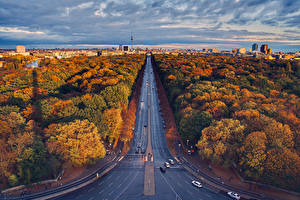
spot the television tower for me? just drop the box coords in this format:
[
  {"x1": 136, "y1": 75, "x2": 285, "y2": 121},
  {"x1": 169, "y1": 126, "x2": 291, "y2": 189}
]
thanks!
[{"x1": 130, "y1": 32, "x2": 133, "y2": 51}]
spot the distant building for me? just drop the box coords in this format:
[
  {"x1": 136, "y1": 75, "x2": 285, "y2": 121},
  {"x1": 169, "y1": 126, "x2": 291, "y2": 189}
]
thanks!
[
  {"x1": 119, "y1": 45, "x2": 123, "y2": 51},
  {"x1": 209, "y1": 48, "x2": 219, "y2": 53},
  {"x1": 123, "y1": 46, "x2": 129, "y2": 51},
  {"x1": 267, "y1": 48, "x2": 272, "y2": 54},
  {"x1": 16, "y1": 45, "x2": 26, "y2": 53},
  {"x1": 260, "y1": 44, "x2": 268, "y2": 54},
  {"x1": 238, "y1": 48, "x2": 246, "y2": 54},
  {"x1": 252, "y1": 43, "x2": 258, "y2": 51},
  {"x1": 265, "y1": 55, "x2": 275, "y2": 60}
]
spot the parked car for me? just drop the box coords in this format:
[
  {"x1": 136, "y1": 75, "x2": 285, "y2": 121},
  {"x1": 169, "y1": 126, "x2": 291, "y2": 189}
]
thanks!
[
  {"x1": 227, "y1": 191, "x2": 240, "y2": 200},
  {"x1": 191, "y1": 180, "x2": 202, "y2": 188},
  {"x1": 168, "y1": 159, "x2": 175, "y2": 165},
  {"x1": 164, "y1": 162, "x2": 170, "y2": 168},
  {"x1": 160, "y1": 167, "x2": 166, "y2": 173}
]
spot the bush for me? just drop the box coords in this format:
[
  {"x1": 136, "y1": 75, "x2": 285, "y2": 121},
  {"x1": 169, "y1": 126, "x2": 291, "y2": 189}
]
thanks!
[{"x1": 8, "y1": 174, "x2": 18, "y2": 187}]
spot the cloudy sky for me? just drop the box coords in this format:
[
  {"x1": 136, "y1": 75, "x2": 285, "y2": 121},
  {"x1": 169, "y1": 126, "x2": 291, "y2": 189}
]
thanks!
[{"x1": 0, "y1": 0, "x2": 299, "y2": 51}]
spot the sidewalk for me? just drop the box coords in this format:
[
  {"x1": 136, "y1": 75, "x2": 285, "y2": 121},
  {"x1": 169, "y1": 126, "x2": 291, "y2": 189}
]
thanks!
[
  {"x1": 182, "y1": 153, "x2": 300, "y2": 200},
  {"x1": 2, "y1": 151, "x2": 118, "y2": 197}
]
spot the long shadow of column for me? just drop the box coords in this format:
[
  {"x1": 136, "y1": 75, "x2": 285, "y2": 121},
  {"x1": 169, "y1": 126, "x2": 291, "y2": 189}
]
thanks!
[{"x1": 32, "y1": 69, "x2": 43, "y2": 133}]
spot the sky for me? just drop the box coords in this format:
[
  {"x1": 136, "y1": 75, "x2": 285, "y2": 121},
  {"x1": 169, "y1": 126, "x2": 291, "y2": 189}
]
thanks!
[{"x1": 0, "y1": 0, "x2": 299, "y2": 52}]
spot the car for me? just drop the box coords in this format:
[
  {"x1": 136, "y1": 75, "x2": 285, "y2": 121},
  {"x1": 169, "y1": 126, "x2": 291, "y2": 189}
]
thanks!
[
  {"x1": 192, "y1": 180, "x2": 202, "y2": 188},
  {"x1": 160, "y1": 167, "x2": 166, "y2": 173},
  {"x1": 227, "y1": 191, "x2": 240, "y2": 200},
  {"x1": 164, "y1": 162, "x2": 170, "y2": 168},
  {"x1": 168, "y1": 159, "x2": 175, "y2": 165},
  {"x1": 135, "y1": 147, "x2": 140, "y2": 154}
]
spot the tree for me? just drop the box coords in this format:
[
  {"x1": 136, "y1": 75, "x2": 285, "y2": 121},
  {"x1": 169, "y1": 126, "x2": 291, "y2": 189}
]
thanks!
[
  {"x1": 17, "y1": 140, "x2": 50, "y2": 184},
  {"x1": 8, "y1": 174, "x2": 18, "y2": 187},
  {"x1": 101, "y1": 108, "x2": 123, "y2": 143},
  {"x1": 239, "y1": 131, "x2": 267, "y2": 179},
  {"x1": 196, "y1": 119, "x2": 244, "y2": 165},
  {"x1": 263, "y1": 120, "x2": 294, "y2": 148},
  {"x1": 179, "y1": 111, "x2": 212, "y2": 143},
  {"x1": 264, "y1": 148, "x2": 300, "y2": 190},
  {"x1": 46, "y1": 120, "x2": 106, "y2": 167}
]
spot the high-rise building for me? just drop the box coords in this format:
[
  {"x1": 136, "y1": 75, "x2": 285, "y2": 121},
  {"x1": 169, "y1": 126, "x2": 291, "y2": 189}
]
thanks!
[
  {"x1": 123, "y1": 46, "x2": 129, "y2": 51},
  {"x1": 260, "y1": 44, "x2": 268, "y2": 54},
  {"x1": 16, "y1": 45, "x2": 26, "y2": 53},
  {"x1": 252, "y1": 43, "x2": 258, "y2": 51}
]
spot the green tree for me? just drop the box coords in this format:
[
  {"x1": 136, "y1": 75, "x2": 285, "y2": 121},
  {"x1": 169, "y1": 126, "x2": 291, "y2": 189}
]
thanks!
[
  {"x1": 179, "y1": 111, "x2": 212, "y2": 143},
  {"x1": 8, "y1": 174, "x2": 18, "y2": 187},
  {"x1": 17, "y1": 140, "x2": 50, "y2": 184}
]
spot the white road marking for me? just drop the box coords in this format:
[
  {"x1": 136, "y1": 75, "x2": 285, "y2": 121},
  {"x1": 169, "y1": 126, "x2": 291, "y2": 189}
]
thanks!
[
  {"x1": 158, "y1": 170, "x2": 183, "y2": 199},
  {"x1": 98, "y1": 190, "x2": 104, "y2": 195}
]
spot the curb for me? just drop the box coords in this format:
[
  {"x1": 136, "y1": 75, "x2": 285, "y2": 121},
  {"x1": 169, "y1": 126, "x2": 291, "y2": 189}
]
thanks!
[
  {"x1": 0, "y1": 156, "x2": 121, "y2": 200},
  {"x1": 35, "y1": 163, "x2": 118, "y2": 200}
]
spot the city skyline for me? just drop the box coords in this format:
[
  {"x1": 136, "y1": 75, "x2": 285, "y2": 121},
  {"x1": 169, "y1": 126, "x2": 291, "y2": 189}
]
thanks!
[{"x1": 0, "y1": 0, "x2": 300, "y2": 52}]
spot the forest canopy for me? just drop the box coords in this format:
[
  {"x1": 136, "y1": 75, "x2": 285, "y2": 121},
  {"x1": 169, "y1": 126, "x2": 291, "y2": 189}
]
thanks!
[
  {"x1": 0, "y1": 54, "x2": 144, "y2": 188},
  {"x1": 154, "y1": 54, "x2": 300, "y2": 191}
]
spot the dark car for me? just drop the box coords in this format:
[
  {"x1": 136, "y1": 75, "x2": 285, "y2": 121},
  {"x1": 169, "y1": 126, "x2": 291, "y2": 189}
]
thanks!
[{"x1": 160, "y1": 167, "x2": 166, "y2": 173}]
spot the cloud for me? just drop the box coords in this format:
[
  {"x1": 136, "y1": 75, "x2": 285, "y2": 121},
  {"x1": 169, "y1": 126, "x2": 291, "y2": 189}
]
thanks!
[
  {"x1": 0, "y1": 0, "x2": 299, "y2": 51},
  {"x1": 0, "y1": 27, "x2": 45, "y2": 35}
]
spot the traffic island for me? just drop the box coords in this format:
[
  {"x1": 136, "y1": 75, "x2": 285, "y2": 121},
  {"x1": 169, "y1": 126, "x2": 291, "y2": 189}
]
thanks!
[{"x1": 144, "y1": 162, "x2": 155, "y2": 196}]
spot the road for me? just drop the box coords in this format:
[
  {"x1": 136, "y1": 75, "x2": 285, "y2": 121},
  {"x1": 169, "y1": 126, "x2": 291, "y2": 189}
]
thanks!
[{"x1": 54, "y1": 55, "x2": 231, "y2": 200}]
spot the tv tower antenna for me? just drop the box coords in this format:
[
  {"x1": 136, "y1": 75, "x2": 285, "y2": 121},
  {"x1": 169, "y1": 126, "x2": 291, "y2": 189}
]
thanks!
[{"x1": 130, "y1": 32, "x2": 133, "y2": 51}]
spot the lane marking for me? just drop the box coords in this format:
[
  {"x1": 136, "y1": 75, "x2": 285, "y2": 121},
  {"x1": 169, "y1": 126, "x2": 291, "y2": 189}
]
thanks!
[
  {"x1": 98, "y1": 190, "x2": 104, "y2": 195},
  {"x1": 158, "y1": 170, "x2": 183, "y2": 200},
  {"x1": 88, "y1": 187, "x2": 95, "y2": 193},
  {"x1": 112, "y1": 171, "x2": 139, "y2": 200}
]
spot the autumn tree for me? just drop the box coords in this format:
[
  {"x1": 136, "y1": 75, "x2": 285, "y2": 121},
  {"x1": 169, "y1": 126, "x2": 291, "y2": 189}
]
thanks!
[
  {"x1": 239, "y1": 131, "x2": 267, "y2": 179},
  {"x1": 101, "y1": 108, "x2": 123, "y2": 143},
  {"x1": 196, "y1": 119, "x2": 245, "y2": 165},
  {"x1": 264, "y1": 148, "x2": 300, "y2": 190},
  {"x1": 46, "y1": 120, "x2": 106, "y2": 167}
]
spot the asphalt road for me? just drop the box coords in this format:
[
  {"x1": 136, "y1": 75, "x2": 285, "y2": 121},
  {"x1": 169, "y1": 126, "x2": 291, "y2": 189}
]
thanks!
[{"x1": 54, "y1": 55, "x2": 232, "y2": 200}]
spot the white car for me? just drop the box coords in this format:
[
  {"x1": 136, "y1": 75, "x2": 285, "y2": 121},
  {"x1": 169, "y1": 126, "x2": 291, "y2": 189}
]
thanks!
[
  {"x1": 164, "y1": 162, "x2": 170, "y2": 168},
  {"x1": 227, "y1": 191, "x2": 240, "y2": 200},
  {"x1": 192, "y1": 180, "x2": 202, "y2": 188},
  {"x1": 168, "y1": 159, "x2": 175, "y2": 165}
]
